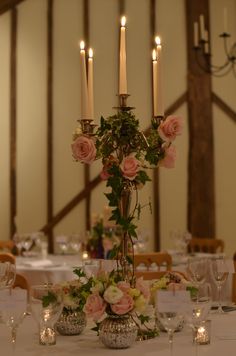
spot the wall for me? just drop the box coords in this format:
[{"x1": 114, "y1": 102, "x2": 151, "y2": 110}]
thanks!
[{"x1": 0, "y1": 0, "x2": 235, "y2": 257}]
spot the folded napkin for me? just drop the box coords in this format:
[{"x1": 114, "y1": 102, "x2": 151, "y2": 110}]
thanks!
[{"x1": 21, "y1": 259, "x2": 53, "y2": 268}]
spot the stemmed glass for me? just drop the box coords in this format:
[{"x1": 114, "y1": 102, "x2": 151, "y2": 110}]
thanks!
[
  {"x1": 56, "y1": 235, "x2": 69, "y2": 255},
  {"x1": 30, "y1": 284, "x2": 63, "y2": 345},
  {"x1": 156, "y1": 290, "x2": 185, "y2": 356},
  {"x1": 0, "y1": 288, "x2": 27, "y2": 355},
  {"x1": 70, "y1": 234, "x2": 82, "y2": 254},
  {"x1": 0, "y1": 262, "x2": 16, "y2": 289},
  {"x1": 210, "y1": 257, "x2": 229, "y2": 314},
  {"x1": 187, "y1": 258, "x2": 208, "y2": 287},
  {"x1": 184, "y1": 283, "x2": 212, "y2": 356}
]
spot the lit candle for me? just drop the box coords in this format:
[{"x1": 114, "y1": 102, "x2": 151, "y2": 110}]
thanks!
[
  {"x1": 82, "y1": 250, "x2": 89, "y2": 260},
  {"x1": 152, "y1": 49, "x2": 158, "y2": 117},
  {"x1": 199, "y1": 14, "x2": 205, "y2": 40},
  {"x1": 88, "y1": 48, "x2": 94, "y2": 119},
  {"x1": 119, "y1": 16, "x2": 127, "y2": 95},
  {"x1": 155, "y1": 36, "x2": 164, "y2": 117},
  {"x1": 80, "y1": 40, "x2": 89, "y2": 119},
  {"x1": 194, "y1": 22, "x2": 199, "y2": 47},
  {"x1": 223, "y1": 7, "x2": 228, "y2": 33}
]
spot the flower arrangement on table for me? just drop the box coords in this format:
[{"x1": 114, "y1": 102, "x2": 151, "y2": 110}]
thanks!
[{"x1": 73, "y1": 268, "x2": 158, "y2": 339}]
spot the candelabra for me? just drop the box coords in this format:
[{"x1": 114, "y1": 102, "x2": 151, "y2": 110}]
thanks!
[{"x1": 194, "y1": 32, "x2": 236, "y2": 78}]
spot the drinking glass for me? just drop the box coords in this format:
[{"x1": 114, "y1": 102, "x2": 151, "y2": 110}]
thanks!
[
  {"x1": 210, "y1": 257, "x2": 229, "y2": 314},
  {"x1": 156, "y1": 290, "x2": 185, "y2": 356},
  {"x1": 0, "y1": 262, "x2": 16, "y2": 289},
  {"x1": 0, "y1": 288, "x2": 27, "y2": 355},
  {"x1": 187, "y1": 258, "x2": 208, "y2": 287},
  {"x1": 70, "y1": 234, "x2": 82, "y2": 254},
  {"x1": 30, "y1": 285, "x2": 63, "y2": 345}
]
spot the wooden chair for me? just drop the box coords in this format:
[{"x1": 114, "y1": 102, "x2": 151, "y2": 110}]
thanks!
[
  {"x1": 188, "y1": 238, "x2": 224, "y2": 254},
  {"x1": 135, "y1": 269, "x2": 187, "y2": 281},
  {"x1": 232, "y1": 258, "x2": 236, "y2": 303},
  {"x1": 132, "y1": 252, "x2": 172, "y2": 271},
  {"x1": 13, "y1": 273, "x2": 30, "y2": 302},
  {"x1": 0, "y1": 240, "x2": 15, "y2": 252},
  {"x1": 0, "y1": 252, "x2": 16, "y2": 264}
]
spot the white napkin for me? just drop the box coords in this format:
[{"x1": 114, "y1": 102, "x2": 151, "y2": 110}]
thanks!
[{"x1": 21, "y1": 259, "x2": 53, "y2": 268}]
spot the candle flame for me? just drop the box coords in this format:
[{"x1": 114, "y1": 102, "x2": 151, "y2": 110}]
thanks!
[
  {"x1": 155, "y1": 36, "x2": 161, "y2": 46},
  {"x1": 152, "y1": 49, "x2": 157, "y2": 61},
  {"x1": 80, "y1": 40, "x2": 85, "y2": 50},
  {"x1": 121, "y1": 16, "x2": 126, "y2": 27},
  {"x1": 89, "y1": 48, "x2": 93, "y2": 58}
]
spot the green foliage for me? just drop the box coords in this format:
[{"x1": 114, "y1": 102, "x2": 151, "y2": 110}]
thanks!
[{"x1": 42, "y1": 291, "x2": 58, "y2": 308}]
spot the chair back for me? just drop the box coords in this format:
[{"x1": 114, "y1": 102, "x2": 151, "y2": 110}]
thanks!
[
  {"x1": 0, "y1": 240, "x2": 15, "y2": 252},
  {"x1": 13, "y1": 273, "x2": 30, "y2": 302},
  {"x1": 188, "y1": 238, "x2": 224, "y2": 254},
  {"x1": 135, "y1": 269, "x2": 187, "y2": 281},
  {"x1": 133, "y1": 252, "x2": 172, "y2": 271},
  {"x1": 0, "y1": 253, "x2": 16, "y2": 264}
]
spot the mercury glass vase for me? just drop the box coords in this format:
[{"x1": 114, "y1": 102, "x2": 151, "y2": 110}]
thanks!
[
  {"x1": 55, "y1": 310, "x2": 87, "y2": 336},
  {"x1": 99, "y1": 314, "x2": 137, "y2": 349}
]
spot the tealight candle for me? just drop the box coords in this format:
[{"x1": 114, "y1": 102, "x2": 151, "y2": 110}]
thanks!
[
  {"x1": 82, "y1": 251, "x2": 89, "y2": 260},
  {"x1": 194, "y1": 320, "x2": 211, "y2": 345}
]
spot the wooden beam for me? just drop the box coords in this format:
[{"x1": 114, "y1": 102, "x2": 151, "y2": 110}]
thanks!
[
  {"x1": 47, "y1": 0, "x2": 54, "y2": 253},
  {"x1": 0, "y1": 0, "x2": 25, "y2": 15},
  {"x1": 212, "y1": 92, "x2": 236, "y2": 123},
  {"x1": 185, "y1": 0, "x2": 215, "y2": 238},
  {"x1": 41, "y1": 175, "x2": 101, "y2": 233},
  {"x1": 9, "y1": 8, "x2": 17, "y2": 238}
]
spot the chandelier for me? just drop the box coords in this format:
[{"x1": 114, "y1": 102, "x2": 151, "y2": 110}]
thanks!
[{"x1": 193, "y1": 12, "x2": 236, "y2": 78}]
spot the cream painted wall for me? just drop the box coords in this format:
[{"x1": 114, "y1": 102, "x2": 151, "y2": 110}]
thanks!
[{"x1": 0, "y1": 0, "x2": 235, "y2": 257}]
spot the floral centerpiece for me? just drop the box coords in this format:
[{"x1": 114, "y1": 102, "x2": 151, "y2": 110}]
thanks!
[{"x1": 72, "y1": 111, "x2": 182, "y2": 271}]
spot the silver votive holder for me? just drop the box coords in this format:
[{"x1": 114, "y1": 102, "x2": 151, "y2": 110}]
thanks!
[
  {"x1": 193, "y1": 320, "x2": 211, "y2": 345},
  {"x1": 39, "y1": 326, "x2": 56, "y2": 346}
]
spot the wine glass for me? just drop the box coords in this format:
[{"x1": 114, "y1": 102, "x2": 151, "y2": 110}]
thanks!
[
  {"x1": 30, "y1": 284, "x2": 63, "y2": 345},
  {"x1": 70, "y1": 234, "x2": 82, "y2": 254},
  {"x1": 210, "y1": 257, "x2": 229, "y2": 314},
  {"x1": 156, "y1": 290, "x2": 185, "y2": 356},
  {"x1": 0, "y1": 262, "x2": 16, "y2": 289},
  {"x1": 56, "y1": 235, "x2": 69, "y2": 255},
  {"x1": 184, "y1": 283, "x2": 212, "y2": 355},
  {"x1": 187, "y1": 258, "x2": 208, "y2": 287},
  {"x1": 0, "y1": 288, "x2": 27, "y2": 355}
]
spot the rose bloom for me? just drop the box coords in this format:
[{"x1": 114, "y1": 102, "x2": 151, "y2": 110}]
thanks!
[
  {"x1": 158, "y1": 115, "x2": 183, "y2": 142},
  {"x1": 100, "y1": 165, "x2": 111, "y2": 180},
  {"x1": 159, "y1": 145, "x2": 176, "y2": 169},
  {"x1": 111, "y1": 293, "x2": 134, "y2": 315},
  {"x1": 71, "y1": 135, "x2": 96, "y2": 164},
  {"x1": 117, "y1": 281, "x2": 131, "y2": 293},
  {"x1": 83, "y1": 293, "x2": 106, "y2": 321},
  {"x1": 120, "y1": 155, "x2": 140, "y2": 180},
  {"x1": 104, "y1": 285, "x2": 123, "y2": 304},
  {"x1": 134, "y1": 294, "x2": 148, "y2": 313},
  {"x1": 135, "y1": 277, "x2": 150, "y2": 301}
]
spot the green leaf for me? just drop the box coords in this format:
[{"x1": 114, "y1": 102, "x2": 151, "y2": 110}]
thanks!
[{"x1": 42, "y1": 291, "x2": 57, "y2": 308}]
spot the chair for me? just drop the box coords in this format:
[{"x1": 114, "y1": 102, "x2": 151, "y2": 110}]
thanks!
[
  {"x1": 132, "y1": 252, "x2": 172, "y2": 271},
  {"x1": 232, "y1": 258, "x2": 236, "y2": 303},
  {"x1": 13, "y1": 273, "x2": 30, "y2": 303},
  {"x1": 188, "y1": 237, "x2": 224, "y2": 254},
  {"x1": 0, "y1": 252, "x2": 16, "y2": 264},
  {"x1": 0, "y1": 240, "x2": 15, "y2": 252},
  {"x1": 135, "y1": 269, "x2": 187, "y2": 281}
]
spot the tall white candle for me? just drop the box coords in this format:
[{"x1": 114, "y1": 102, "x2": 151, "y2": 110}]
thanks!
[
  {"x1": 119, "y1": 16, "x2": 127, "y2": 95},
  {"x1": 199, "y1": 14, "x2": 205, "y2": 40},
  {"x1": 152, "y1": 49, "x2": 158, "y2": 117},
  {"x1": 155, "y1": 36, "x2": 164, "y2": 117},
  {"x1": 88, "y1": 48, "x2": 94, "y2": 119},
  {"x1": 80, "y1": 41, "x2": 89, "y2": 119},
  {"x1": 223, "y1": 7, "x2": 228, "y2": 33},
  {"x1": 194, "y1": 22, "x2": 199, "y2": 47}
]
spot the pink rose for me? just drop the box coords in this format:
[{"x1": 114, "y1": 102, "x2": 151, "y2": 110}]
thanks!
[
  {"x1": 117, "y1": 281, "x2": 131, "y2": 293},
  {"x1": 111, "y1": 293, "x2": 134, "y2": 315},
  {"x1": 83, "y1": 293, "x2": 106, "y2": 321},
  {"x1": 100, "y1": 165, "x2": 111, "y2": 180},
  {"x1": 135, "y1": 277, "x2": 150, "y2": 301},
  {"x1": 159, "y1": 145, "x2": 176, "y2": 169},
  {"x1": 120, "y1": 155, "x2": 140, "y2": 180},
  {"x1": 158, "y1": 116, "x2": 183, "y2": 142},
  {"x1": 71, "y1": 135, "x2": 96, "y2": 164}
]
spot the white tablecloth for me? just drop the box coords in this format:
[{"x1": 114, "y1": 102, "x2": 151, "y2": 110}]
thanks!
[
  {"x1": 1, "y1": 311, "x2": 236, "y2": 355},
  {"x1": 16, "y1": 255, "x2": 82, "y2": 286}
]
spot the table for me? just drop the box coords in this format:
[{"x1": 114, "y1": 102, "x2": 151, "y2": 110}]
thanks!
[
  {"x1": 16, "y1": 254, "x2": 83, "y2": 286},
  {"x1": 1, "y1": 311, "x2": 236, "y2": 355}
]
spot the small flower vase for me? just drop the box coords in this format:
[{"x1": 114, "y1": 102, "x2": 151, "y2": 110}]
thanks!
[
  {"x1": 99, "y1": 314, "x2": 137, "y2": 349},
  {"x1": 55, "y1": 310, "x2": 87, "y2": 336}
]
